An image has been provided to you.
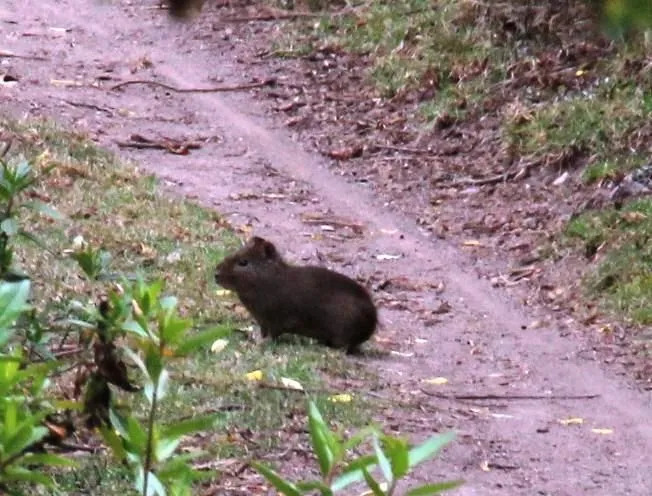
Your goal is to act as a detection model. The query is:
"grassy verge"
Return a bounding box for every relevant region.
[270,0,651,327]
[1,118,373,494]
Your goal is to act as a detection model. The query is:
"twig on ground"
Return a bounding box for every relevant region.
[221,5,357,23]
[420,390,600,401]
[371,143,467,156]
[109,78,275,93]
[63,99,114,116]
[450,159,541,187]
[222,12,321,22]
[116,134,201,155]
[0,50,48,61]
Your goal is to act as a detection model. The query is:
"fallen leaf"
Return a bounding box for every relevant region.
[591,428,613,435]
[390,351,414,357]
[280,377,303,391]
[463,240,482,247]
[210,339,229,354]
[50,79,82,87]
[245,370,263,381]
[620,211,647,223]
[359,482,388,495]
[423,377,448,385]
[329,393,353,403]
[480,460,490,472]
[215,289,232,297]
[376,253,402,261]
[558,417,584,425]
[324,145,363,160]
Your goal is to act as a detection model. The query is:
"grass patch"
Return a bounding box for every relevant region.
[505,84,652,178]
[566,199,652,324]
[312,0,507,101]
[1,118,374,494]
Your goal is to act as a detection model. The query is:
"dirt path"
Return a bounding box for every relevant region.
[2,1,651,494]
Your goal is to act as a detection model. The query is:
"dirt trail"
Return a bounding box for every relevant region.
[2,1,651,494]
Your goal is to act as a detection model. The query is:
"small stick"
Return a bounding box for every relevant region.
[372,143,466,156]
[0,50,48,61]
[222,12,321,22]
[110,78,275,93]
[450,159,540,187]
[421,390,600,401]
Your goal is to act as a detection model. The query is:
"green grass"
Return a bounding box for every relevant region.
[505,84,651,180]
[566,199,652,324]
[1,118,374,494]
[311,0,507,101]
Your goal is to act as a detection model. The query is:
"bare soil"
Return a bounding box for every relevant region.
[1,1,651,494]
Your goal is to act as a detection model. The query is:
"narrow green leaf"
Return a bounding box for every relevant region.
[123,319,149,338]
[161,414,219,440]
[5,425,48,458]
[160,316,192,346]
[362,468,385,496]
[382,435,410,480]
[2,466,53,487]
[174,325,231,356]
[21,452,78,467]
[308,400,335,476]
[373,435,392,484]
[251,462,302,496]
[155,436,181,462]
[125,416,147,450]
[146,471,167,496]
[408,432,455,468]
[99,424,127,461]
[405,481,464,495]
[0,280,30,333]
[109,409,129,441]
[296,480,333,495]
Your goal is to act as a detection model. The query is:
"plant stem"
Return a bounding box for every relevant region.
[142,350,162,496]
[142,383,157,496]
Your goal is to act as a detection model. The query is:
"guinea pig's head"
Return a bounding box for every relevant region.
[214,236,281,290]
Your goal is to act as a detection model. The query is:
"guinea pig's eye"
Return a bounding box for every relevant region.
[237,259,249,267]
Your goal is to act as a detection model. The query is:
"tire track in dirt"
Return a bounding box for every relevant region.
[2,1,651,494]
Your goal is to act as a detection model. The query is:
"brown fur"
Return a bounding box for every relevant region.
[166,0,205,19]
[214,237,377,353]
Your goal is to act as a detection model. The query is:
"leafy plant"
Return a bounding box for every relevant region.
[0,153,60,279]
[253,400,462,495]
[90,278,232,495]
[0,280,76,491]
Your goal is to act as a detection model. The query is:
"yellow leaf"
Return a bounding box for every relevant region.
[423,377,448,385]
[245,370,263,381]
[329,393,353,403]
[210,339,229,354]
[280,377,303,391]
[359,482,389,495]
[215,289,232,297]
[558,417,584,425]
[50,79,82,87]
[576,69,586,76]
[463,240,481,247]
[591,428,613,435]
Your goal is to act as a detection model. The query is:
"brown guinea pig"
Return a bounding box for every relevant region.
[215,236,377,353]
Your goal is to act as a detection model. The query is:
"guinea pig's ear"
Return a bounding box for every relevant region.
[260,239,278,260]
